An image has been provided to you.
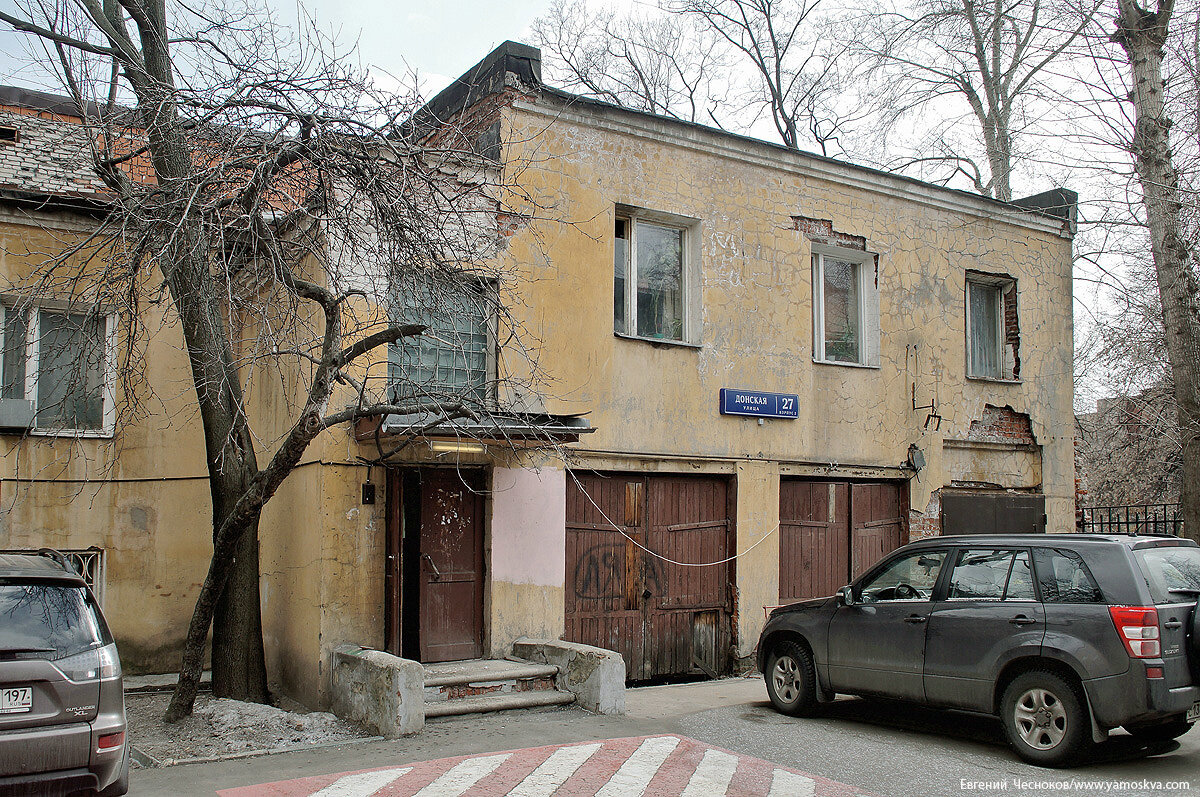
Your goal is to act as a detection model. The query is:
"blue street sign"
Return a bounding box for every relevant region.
[719,388,799,419]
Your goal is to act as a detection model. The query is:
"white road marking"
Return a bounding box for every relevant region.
[411,753,510,797]
[767,768,816,797]
[309,767,412,797]
[680,748,739,797]
[594,736,681,797]
[506,742,603,797]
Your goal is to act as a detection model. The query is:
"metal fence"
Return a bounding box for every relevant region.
[1079,504,1182,537]
[1,547,106,605]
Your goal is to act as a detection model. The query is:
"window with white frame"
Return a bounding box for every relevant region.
[1,304,114,432]
[812,247,879,366]
[388,278,495,409]
[614,209,696,343]
[966,273,1019,380]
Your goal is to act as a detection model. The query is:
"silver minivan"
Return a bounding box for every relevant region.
[0,551,128,795]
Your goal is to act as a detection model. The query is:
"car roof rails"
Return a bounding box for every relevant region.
[36,548,73,572]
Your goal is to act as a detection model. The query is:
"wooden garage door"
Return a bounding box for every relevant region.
[565,473,733,681]
[779,479,905,603]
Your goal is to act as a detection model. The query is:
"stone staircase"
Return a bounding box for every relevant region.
[422,658,576,718]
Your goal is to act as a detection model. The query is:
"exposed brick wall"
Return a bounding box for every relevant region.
[966,405,1037,446]
[791,215,866,250]
[910,490,942,540]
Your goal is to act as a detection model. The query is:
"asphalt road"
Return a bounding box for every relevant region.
[131,676,1200,797]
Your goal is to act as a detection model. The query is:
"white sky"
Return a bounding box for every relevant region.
[0,0,564,95]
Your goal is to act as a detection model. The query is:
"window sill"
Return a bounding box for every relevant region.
[966,375,1022,385]
[614,332,702,350]
[17,427,116,439]
[812,358,880,370]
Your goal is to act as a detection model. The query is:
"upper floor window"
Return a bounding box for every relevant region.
[1,304,114,434]
[389,278,494,409]
[966,273,1019,380]
[812,246,879,366]
[614,208,697,343]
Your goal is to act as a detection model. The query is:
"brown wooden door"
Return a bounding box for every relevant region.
[850,482,904,578]
[418,469,485,662]
[779,479,905,602]
[565,473,732,681]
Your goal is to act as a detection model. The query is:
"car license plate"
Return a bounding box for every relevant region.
[0,687,32,714]
[1189,702,1200,723]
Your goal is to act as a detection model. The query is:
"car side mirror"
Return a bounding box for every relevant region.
[837,585,856,606]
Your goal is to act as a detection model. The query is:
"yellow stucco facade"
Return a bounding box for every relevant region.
[0,44,1075,707]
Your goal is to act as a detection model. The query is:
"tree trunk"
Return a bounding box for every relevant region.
[1115,0,1200,543]
[212,521,269,703]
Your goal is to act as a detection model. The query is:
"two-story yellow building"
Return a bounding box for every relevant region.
[0,42,1074,709]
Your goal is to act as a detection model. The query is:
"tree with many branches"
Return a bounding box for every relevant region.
[0,0,555,720]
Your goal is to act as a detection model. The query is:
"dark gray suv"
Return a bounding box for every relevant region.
[0,551,128,795]
[757,534,1200,767]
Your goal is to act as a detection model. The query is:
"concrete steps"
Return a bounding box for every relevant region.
[422,658,575,718]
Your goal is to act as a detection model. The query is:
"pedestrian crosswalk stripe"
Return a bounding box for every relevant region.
[680,748,740,797]
[309,767,412,797]
[594,735,680,797]
[506,742,602,797]
[768,767,817,797]
[411,754,510,797]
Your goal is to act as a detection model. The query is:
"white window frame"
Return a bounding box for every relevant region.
[811,245,880,367]
[614,206,701,346]
[0,302,117,437]
[965,273,1016,381]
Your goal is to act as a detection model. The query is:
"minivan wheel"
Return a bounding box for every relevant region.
[765,640,819,717]
[1001,671,1090,767]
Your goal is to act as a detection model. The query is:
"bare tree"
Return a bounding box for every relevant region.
[675,0,859,153]
[855,0,1099,200]
[1109,0,1200,542]
[0,0,558,719]
[531,0,735,126]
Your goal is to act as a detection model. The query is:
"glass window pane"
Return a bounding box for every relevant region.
[634,222,683,340]
[969,281,1000,377]
[2,308,28,400]
[614,220,629,335]
[1005,550,1036,600]
[1134,547,1200,604]
[822,258,859,362]
[948,549,1013,599]
[0,584,103,659]
[859,550,946,602]
[36,312,105,430]
[390,280,490,407]
[1032,548,1104,604]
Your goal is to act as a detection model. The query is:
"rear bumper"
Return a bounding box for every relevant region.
[0,767,97,796]
[1084,667,1200,728]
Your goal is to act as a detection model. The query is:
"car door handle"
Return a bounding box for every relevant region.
[1009,616,1038,626]
[1164,619,1183,629]
[903,615,926,624]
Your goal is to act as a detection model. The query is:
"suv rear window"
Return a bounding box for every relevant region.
[0,583,109,660]
[1134,545,1200,604]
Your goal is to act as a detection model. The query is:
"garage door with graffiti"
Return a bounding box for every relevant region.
[565,473,733,681]
[779,480,905,603]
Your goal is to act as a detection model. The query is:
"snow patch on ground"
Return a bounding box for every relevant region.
[126,693,373,765]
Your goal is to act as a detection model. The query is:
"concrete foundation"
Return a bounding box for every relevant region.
[511,637,625,715]
[330,645,424,738]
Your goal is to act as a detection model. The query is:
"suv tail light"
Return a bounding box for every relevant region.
[1109,606,1161,658]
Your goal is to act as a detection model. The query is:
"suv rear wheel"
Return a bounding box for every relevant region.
[1001,671,1091,767]
[765,640,819,717]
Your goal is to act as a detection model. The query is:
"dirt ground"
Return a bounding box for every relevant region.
[125,693,374,765]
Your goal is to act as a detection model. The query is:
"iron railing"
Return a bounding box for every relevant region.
[1,547,106,605]
[1079,504,1182,537]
